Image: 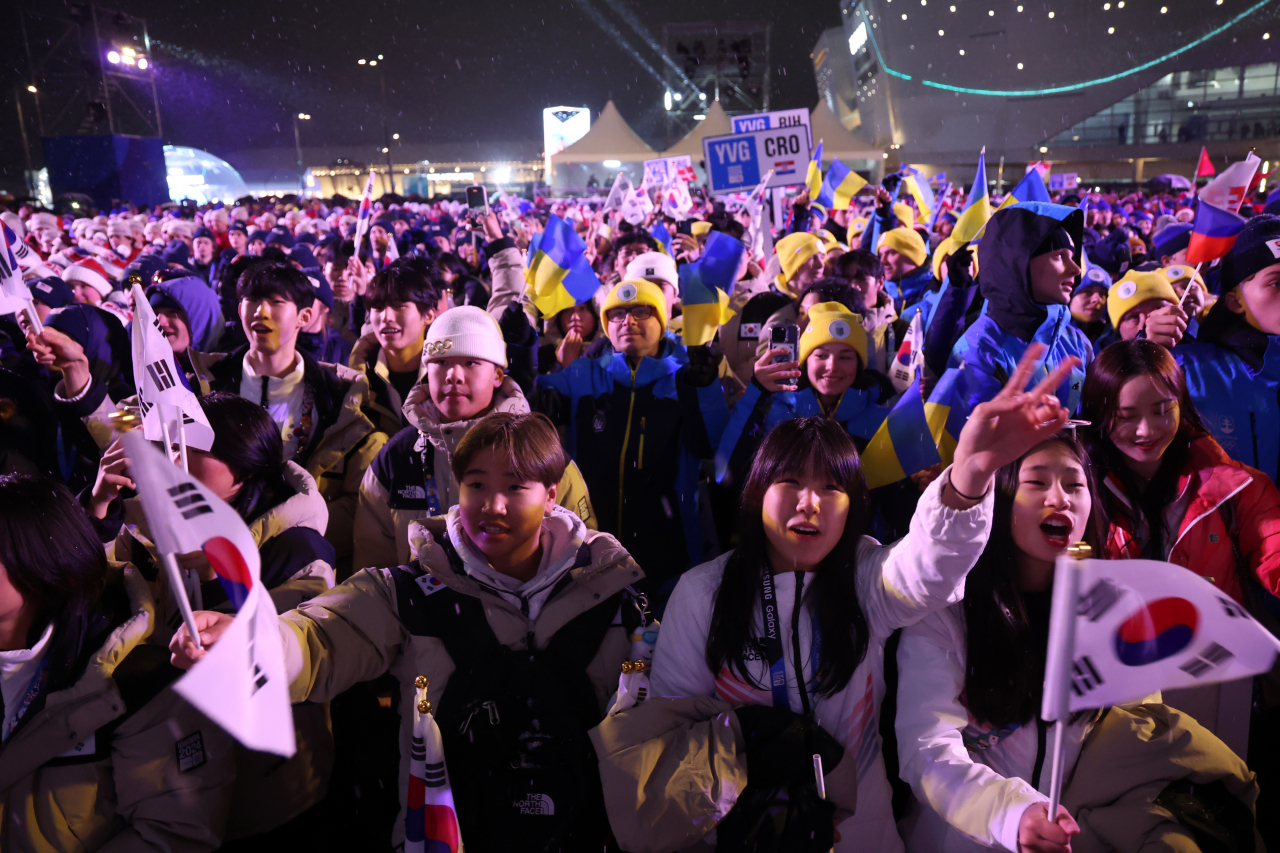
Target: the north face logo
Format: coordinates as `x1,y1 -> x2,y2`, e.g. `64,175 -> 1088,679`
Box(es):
592,410 -> 606,432
398,485 -> 427,500
515,793 -> 555,815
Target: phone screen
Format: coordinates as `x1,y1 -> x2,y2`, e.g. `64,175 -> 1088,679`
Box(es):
770,324 -> 801,387
466,185 -> 486,212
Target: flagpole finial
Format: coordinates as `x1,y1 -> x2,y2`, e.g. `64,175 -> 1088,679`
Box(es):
620,661 -> 634,674
108,410 -> 142,432
1066,542 -> 1092,560
415,675 -> 432,713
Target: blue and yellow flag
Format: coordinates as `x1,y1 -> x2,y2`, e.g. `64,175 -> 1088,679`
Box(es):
900,166 -> 936,218
678,231 -> 743,346
974,167 -> 1053,240
806,139 -> 825,198
649,220 -> 674,256
923,366 -> 973,465
860,374 -> 942,489
952,148 -> 992,244
815,159 -> 868,211
526,215 -> 600,317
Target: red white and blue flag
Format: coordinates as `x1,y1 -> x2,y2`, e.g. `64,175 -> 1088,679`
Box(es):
0,223 -> 40,330
353,169 -> 378,257
123,432 -> 296,756
1042,556 -> 1280,720
405,679 -> 463,853
1186,201 -> 1247,265
889,311 -> 924,394
129,283 -> 214,453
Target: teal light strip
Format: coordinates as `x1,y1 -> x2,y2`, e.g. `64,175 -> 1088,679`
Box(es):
858,0 -> 1273,97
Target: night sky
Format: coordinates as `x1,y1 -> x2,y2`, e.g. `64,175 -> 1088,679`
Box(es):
0,0 -> 841,194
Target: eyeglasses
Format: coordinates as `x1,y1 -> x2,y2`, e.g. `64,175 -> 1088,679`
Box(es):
605,305 -> 654,323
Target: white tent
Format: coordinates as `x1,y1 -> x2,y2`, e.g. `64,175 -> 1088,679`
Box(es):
660,99 -> 734,159
551,100 -> 655,164
809,101 -> 882,164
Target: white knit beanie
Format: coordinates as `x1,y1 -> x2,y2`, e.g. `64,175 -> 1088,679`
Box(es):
423,305 -> 507,368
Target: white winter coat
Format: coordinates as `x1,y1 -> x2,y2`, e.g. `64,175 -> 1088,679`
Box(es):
650,470 -> 994,853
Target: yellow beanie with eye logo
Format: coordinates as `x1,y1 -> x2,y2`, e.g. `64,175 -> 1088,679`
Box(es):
603,279 -> 668,331
1107,270 -> 1179,330
776,232 -> 825,287
879,227 -> 929,269
800,302 -> 868,367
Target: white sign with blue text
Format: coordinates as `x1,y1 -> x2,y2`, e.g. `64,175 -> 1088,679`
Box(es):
702,127 -> 811,195
729,109 -> 812,147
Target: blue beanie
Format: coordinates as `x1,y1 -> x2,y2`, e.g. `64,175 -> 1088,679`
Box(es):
192,226 -> 215,242
148,276 -> 224,352
1226,214 -> 1280,288
1151,223 -> 1193,258
27,276 -> 74,309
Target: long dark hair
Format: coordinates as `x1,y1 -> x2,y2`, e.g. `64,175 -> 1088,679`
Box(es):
0,474 -> 128,690
962,432 -> 1107,726
201,392 -> 291,521
1078,339 -> 1210,557
705,417 -> 871,697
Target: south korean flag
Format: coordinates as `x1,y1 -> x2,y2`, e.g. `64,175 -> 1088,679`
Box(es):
123,432 -> 297,757
130,284 -> 214,451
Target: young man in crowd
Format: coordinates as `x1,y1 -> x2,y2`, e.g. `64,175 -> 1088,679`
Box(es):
190,226 -> 218,284
1177,214 -> 1280,484
353,304 -> 594,571
188,261 -> 386,568
534,279 -> 728,603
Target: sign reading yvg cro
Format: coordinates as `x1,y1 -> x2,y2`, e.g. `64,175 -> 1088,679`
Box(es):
702,128 -> 811,195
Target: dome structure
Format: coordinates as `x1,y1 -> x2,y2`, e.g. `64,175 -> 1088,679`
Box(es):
163,145 -> 249,204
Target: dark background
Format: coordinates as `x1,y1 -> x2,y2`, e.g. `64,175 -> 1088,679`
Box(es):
0,0 -> 838,194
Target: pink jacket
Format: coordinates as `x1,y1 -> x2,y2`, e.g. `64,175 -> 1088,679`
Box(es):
1104,435 -> 1280,603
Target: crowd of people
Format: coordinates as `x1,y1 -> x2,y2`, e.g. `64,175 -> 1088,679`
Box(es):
2,168 -> 1280,853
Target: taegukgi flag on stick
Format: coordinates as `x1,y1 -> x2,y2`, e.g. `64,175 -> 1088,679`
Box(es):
123,432 -> 297,757
1042,556 -> 1280,721
352,169 -> 378,258
130,284 -> 214,453
405,678 -> 463,853
0,222 -> 42,332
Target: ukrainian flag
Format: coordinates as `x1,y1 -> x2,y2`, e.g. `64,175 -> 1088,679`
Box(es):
806,140 -> 824,198
650,220 -> 674,256
951,148 -> 992,244
678,231 -> 742,345
975,168 -> 1052,240
860,374 -> 942,489
923,367 -> 973,465
526,215 -> 600,317
816,159 -> 867,211
901,167 -> 936,218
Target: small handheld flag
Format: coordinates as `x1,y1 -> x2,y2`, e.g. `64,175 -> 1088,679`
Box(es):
678,231 -> 744,346
1186,201 -> 1247,264
649,220 -> 674,257
1196,147 -> 1216,179
805,140 -> 825,198
130,284 -> 215,466
405,677 -> 463,853
122,429 -> 296,757
815,159 -> 867,211
0,223 -> 41,333
1198,152 -> 1261,214
605,172 -> 634,212
923,366 -> 973,466
526,215 -> 600,318
951,148 -> 991,244
889,311 -> 924,394
352,170 -> 378,258
859,373 -> 941,489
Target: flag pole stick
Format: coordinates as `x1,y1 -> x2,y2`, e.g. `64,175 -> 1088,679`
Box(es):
177,412 -> 190,473
813,753 -> 835,853
1046,542 -> 1090,819
108,411 -> 203,651
160,552 -> 204,651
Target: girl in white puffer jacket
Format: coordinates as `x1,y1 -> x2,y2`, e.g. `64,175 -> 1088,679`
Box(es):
652,346 -> 1081,852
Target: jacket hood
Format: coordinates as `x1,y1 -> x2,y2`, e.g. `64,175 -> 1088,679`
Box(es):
978,202 -> 1084,342
408,505 -> 638,623
597,335 -> 685,387
247,461 -> 329,545
150,275 -> 223,352
402,375 -> 529,441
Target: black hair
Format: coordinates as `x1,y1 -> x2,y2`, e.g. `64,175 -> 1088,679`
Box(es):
1078,339 -> 1210,559
260,245 -> 290,264
799,278 -> 863,316
835,249 -> 885,284
367,259 -> 442,313
706,211 -> 746,240
219,254 -> 268,305
705,417 -> 871,698
200,392 -> 292,521
0,474 -> 128,690
962,432 -> 1107,726
236,261 -> 316,310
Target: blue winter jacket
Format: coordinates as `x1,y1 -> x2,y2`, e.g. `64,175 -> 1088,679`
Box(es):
1175,302 -> 1280,485
715,381 -> 890,487
932,203 -> 1093,413
533,339 -> 729,598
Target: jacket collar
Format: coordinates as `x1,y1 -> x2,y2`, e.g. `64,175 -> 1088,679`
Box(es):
597,337 -> 682,386
402,376 -> 530,452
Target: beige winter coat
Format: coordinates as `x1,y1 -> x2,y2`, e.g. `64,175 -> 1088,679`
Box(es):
0,567 -> 236,852
280,507 -> 642,845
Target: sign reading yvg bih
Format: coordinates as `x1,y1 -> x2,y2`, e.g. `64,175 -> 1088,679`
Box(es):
730,108 -> 812,146
702,127 -> 811,195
